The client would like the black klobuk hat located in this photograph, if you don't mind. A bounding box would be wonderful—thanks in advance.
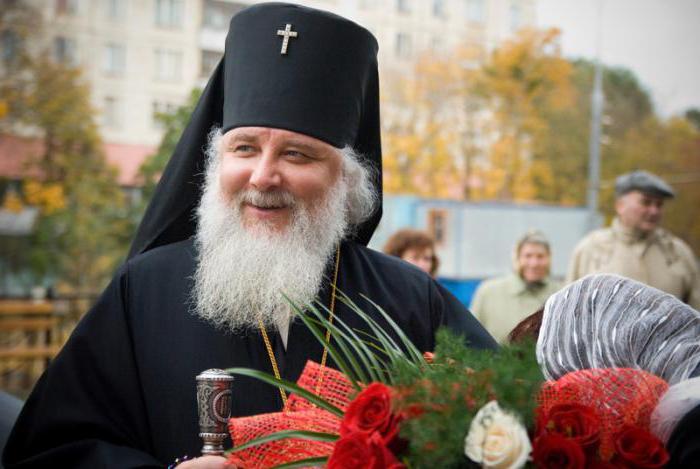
[129,2,382,258]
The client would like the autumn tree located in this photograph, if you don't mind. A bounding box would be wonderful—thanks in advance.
[0,1,131,293]
[138,88,202,206]
[381,44,484,198]
[530,59,655,205]
[472,28,574,201]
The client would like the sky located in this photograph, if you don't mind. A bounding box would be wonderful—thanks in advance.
[536,0,700,117]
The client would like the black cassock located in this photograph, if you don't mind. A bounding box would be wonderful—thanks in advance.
[4,239,496,468]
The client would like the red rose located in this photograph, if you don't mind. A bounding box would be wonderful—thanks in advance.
[613,426,669,468]
[340,382,400,445]
[328,432,405,469]
[538,403,601,452]
[587,462,618,469]
[533,434,587,469]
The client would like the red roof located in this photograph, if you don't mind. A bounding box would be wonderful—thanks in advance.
[104,142,156,187]
[0,134,155,187]
[0,134,44,179]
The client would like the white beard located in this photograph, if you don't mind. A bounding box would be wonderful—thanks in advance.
[192,150,349,334]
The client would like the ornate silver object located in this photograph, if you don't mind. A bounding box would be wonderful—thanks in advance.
[196,368,234,455]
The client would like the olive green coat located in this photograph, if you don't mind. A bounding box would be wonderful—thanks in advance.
[471,273,561,343]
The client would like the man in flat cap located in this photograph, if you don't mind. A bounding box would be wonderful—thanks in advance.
[567,170,700,309]
[3,4,495,468]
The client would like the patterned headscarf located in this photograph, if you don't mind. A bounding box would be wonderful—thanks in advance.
[536,274,700,384]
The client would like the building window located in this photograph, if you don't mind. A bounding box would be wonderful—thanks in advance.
[56,0,79,15]
[433,0,446,18]
[53,36,77,65]
[428,209,448,245]
[154,48,182,81]
[155,0,183,28]
[395,32,412,59]
[200,50,222,77]
[510,2,523,31]
[396,0,411,14]
[202,2,226,29]
[104,0,125,21]
[103,43,125,75]
[102,96,120,128]
[465,0,485,23]
[1,30,19,65]
[152,100,177,127]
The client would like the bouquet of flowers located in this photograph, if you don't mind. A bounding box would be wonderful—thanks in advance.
[223,296,671,468]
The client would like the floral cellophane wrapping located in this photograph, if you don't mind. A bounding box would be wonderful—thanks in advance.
[227,361,355,468]
[538,367,668,460]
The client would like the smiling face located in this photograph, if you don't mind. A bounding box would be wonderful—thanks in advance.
[401,247,435,275]
[219,127,343,233]
[517,242,550,283]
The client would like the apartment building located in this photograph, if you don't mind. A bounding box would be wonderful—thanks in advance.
[7,0,535,185]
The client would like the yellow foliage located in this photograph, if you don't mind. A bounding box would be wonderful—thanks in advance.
[381,27,575,202]
[23,180,67,215]
[2,188,24,213]
[474,28,574,201]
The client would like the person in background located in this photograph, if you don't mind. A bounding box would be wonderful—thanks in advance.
[383,228,440,277]
[567,170,700,310]
[471,230,561,343]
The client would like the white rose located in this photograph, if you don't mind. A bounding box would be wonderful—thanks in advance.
[464,400,531,469]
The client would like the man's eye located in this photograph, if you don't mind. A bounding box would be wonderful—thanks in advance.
[231,144,255,153]
[285,150,311,160]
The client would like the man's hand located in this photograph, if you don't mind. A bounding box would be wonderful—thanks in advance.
[177,455,229,468]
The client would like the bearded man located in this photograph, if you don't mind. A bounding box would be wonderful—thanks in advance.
[3,4,495,468]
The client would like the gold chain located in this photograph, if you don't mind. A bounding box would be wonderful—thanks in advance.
[259,244,341,409]
[258,317,288,407]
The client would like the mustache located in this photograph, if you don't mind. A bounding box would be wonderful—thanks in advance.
[236,189,297,209]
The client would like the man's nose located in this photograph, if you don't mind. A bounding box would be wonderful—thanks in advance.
[648,204,663,217]
[249,153,282,190]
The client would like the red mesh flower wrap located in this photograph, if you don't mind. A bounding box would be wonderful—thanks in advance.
[537,368,668,461]
[227,361,355,468]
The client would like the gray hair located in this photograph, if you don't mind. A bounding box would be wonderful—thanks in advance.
[339,146,378,228]
[516,229,551,255]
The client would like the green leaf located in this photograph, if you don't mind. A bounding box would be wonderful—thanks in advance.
[271,456,329,468]
[360,294,425,364]
[228,429,338,452]
[341,298,408,370]
[305,302,387,383]
[304,312,370,385]
[285,297,361,390]
[225,368,343,417]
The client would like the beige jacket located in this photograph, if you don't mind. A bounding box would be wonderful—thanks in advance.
[471,273,561,343]
[567,218,700,310]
